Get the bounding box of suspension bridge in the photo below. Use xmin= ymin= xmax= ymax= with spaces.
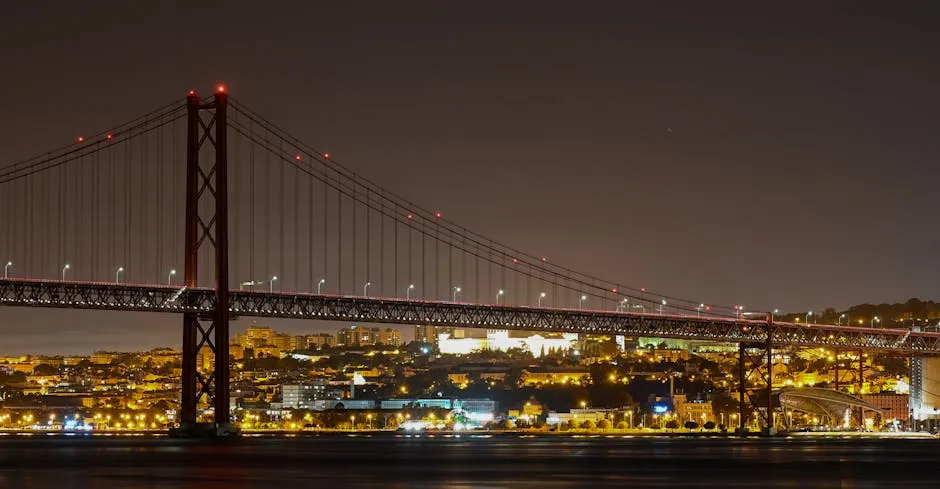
xmin=1 ymin=87 xmax=937 ymax=434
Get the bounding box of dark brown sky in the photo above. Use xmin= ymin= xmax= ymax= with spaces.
xmin=2 ymin=1 xmax=940 ymax=354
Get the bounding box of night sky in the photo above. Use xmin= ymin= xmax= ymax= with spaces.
xmin=2 ymin=2 xmax=939 ymax=354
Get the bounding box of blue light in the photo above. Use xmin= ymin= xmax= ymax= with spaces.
xmin=653 ymin=405 xmax=668 ymax=414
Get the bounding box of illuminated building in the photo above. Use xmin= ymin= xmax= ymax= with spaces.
xmin=90 ymin=352 xmax=115 ymax=365
xmin=195 ymin=346 xmax=214 ymax=373
xmin=337 ymin=325 xmax=367 ymax=346
xmin=672 ymin=394 xmax=713 ymax=424
xmin=270 ymin=334 xmax=292 ymax=351
xmin=304 ymin=333 xmax=336 ymax=349
xmin=414 ymin=325 xmax=454 ymax=344
xmin=281 ymin=379 xmax=332 ymax=409
xmin=861 ymin=393 xmax=909 ymax=423
xmin=376 ymin=328 xmax=402 ymax=346
xmin=546 ymin=409 xmax=614 ymax=426
xmin=520 ymin=368 xmax=589 ymax=386
xmin=437 ymin=330 xmax=577 ymax=357
xmin=336 ymin=325 xmax=400 ymax=346
xmin=910 ymin=356 xmax=940 ymax=421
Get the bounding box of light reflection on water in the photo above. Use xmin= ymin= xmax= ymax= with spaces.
xmin=0 ymin=435 xmax=939 ymax=488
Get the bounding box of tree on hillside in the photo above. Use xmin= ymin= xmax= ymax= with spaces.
xmin=32 ymin=364 xmax=58 ymax=376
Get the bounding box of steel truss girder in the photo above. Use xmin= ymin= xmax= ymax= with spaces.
xmin=3 ymin=279 xmax=940 ymax=355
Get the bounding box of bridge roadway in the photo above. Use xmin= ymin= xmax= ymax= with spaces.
xmin=1 ymin=278 xmax=938 ymax=355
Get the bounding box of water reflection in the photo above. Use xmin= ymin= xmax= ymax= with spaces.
xmin=0 ymin=435 xmax=938 ymax=488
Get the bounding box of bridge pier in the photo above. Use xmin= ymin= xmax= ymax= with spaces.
xmin=175 ymin=89 xmax=235 ymax=437
xmin=737 ymin=313 xmax=776 ymax=436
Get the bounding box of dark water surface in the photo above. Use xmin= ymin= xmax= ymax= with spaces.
xmin=0 ymin=434 xmax=938 ymax=488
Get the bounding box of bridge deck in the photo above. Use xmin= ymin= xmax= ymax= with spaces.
xmin=2 ymin=279 xmax=938 ymax=355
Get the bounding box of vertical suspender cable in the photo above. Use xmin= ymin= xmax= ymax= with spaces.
xmin=338 ymin=168 xmax=343 ymax=294
xmin=27 ymin=159 xmax=34 ymax=275
xmin=352 ymin=180 xmax=356 ymax=293
xmin=294 ymin=149 xmax=299 ymax=291
xmin=461 ymin=235 xmax=466 ymax=302
xmin=158 ymin=120 xmax=165 ymax=279
xmin=322 ymin=161 xmax=327 ymax=289
xmin=93 ymin=142 xmax=100 ymax=278
xmin=381 ymin=195 xmax=386 ymax=294
xmin=393 ymin=203 xmax=398 ymax=295
xmin=249 ymin=119 xmax=255 ymax=282
xmin=172 ymin=115 xmax=178 ymax=280
xmin=366 ymin=188 xmax=371 ymax=289
xmin=279 ymin=139 xmax=285 ymax=289
xmin=308 ymin=155 xmax=314 ymax=289
xmin=406 ymin=212 xmax=411 ymax=291
xmin=141 ymin=127 xmax=148 ymax=280
xmin=124 ymin=128 xmax=130 ymax=279
xmin=231 ymin=110 xmax=238 ymax=287
xmin=110 ymin=137 xmax=115 ymax=276
xmin=476 ymin=239 xmax=481 ymax=303
xmin=447 ymin=230 xmax=452 ymax=296
xmin=264 ymin=125 xmax=270 ymax=283
xmin=421 ymin=219 xmax=425 ymax=299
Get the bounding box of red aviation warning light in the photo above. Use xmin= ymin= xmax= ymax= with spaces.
xmin=435 ymin=212 xmax=442 ymax=218
xmin=295 ymin=155 xmax=301 ymax=161
xmin=216 ymin=85 xmax=226 ymax=93
xmin=77 ymin=137 xmax=84 ymax=143
xmin=189 ymin=90 xmax=196 ymax=96
xmin=407 ymin=214 xmax=413 ymax=220
xmin=106 ymin=134 xmax=113 ymax=140
xmin=324 ymin=153 xmax=331 ymax=159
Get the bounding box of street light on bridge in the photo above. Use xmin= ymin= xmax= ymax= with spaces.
xmin=406 ymin=284 xmax=414 ymax=299
xmin=496 ymin=289 xmax=504 ymax=304
xmin=806 ymin=311 xmax=813 ymax=324
xmin=838 ymin=313 xmax=847 ymax=326
xmin=772 ymin=309 xmax=779 ymax=321
xmin=617 ymin=298 xmax=629 ymax=312
xmin=452 ymin=286 xmax=461 ymax=302
xmin=167 ymin=269 xmax=176 ymax=285
xmin=61 ymin=263 xmax=70 ymax=281
xmin=269 ymin=276 xmax=278 ymax=292
xmin=579 ymin=294 xmax=587 ymax=310
xmin=4 ymin=261 xmax=11 ymax=279
xmin=538 ymin=292 xmax=546 ymax=307
xmin=871 ymin=316 xmax=880 ymax=328
xmin=317 ymin=278 xmax=326 ymax=294
xmin=363 ymin=282 xmax=371 ymax=297
xmin=115 ymin=267 xmax=124 ymax=283
xmin=659 ymin=299 xmax=667 ymax=314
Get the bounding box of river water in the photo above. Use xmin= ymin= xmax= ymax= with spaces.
xmin=0 ymin=433 xmax=937 ymax=488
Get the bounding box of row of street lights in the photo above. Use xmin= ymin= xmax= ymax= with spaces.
xmin=0 ymin=263 xmax=656 ymax=311
xmin=21 ymin=262 xmax=886 ymax=323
